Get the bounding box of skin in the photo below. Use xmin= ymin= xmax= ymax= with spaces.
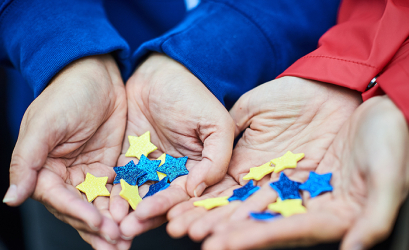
xmin=202 ymin=95 xmax=409 ymax=250
xmin=166 ymin=76 xmax=362 ymax=242
xmin=107 ymin=53 xmax=236 ymax=239
xmin=3 ymin=54 xmax=131 ymax=250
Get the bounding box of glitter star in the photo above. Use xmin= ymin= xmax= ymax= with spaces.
xmin=157 ymin=154 xmax=188 ymax=182
xmin=136 ymin=155 xmax=161 ymax=186
xmin=268 ymin=199 xmax=306 ymax=217
xmin=228 ymin=180 xmax=260 ymax=202
xmin=76 ymin=173 xmax=110 ymax=202
xmin=243 ymin=161 xmax=275 ymax=181
xmin=270 ymin=172 xmax=301 ymax=200
xmin=119 ymin=179 xmax=142 ymax=210
xmin=299 ymin=172 xmax=333 ymax=198
xmin=156 ymin=153 xmax=167 ymax=181
xmin=193 ymin=196 xmax=230 ymax=210
xmin=250 ymin=211 xmax=281 ymax=221
xmin=143 ymin=177 xmax=170 ymax=198
xmin=113 ymin=160 xmax=146 ymax=186
xmin=125 ymin=131 xmax=157 ymax=159
xmin=271 ymin=151 xmax=304 ymax=173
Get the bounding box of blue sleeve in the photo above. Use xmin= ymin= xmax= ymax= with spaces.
xmin=133 ymin=0 xmax=340 ymax=107
xmin=0 ymin=0 xmax=131 ymax=97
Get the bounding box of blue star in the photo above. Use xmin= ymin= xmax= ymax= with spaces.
xmin=250 ymin=211 xmax=281 ymax=221
xmin=270 ymin=172 xmax=301 ymax=200
xmin=113 ymin=160 xmax=146 ymax=186
xmin=136 ymin=155 xmax=161 ymax=186
xmin=157 ymin=154 xmax=189 ymax=182
xmin=299 ymin=172 xmax=333 ymax=198
xmin=143 ymin=177 xmax=170 ymax=198
xmin=228 ymin=180 xmax=260 ymax=202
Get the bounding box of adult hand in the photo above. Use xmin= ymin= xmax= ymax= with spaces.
xmin=3 ymin=54 xmax=130 ymax=249
xmin=204 ymin=95 xmax=409 ymax=250
xmin=109 ymin=53 xmax=235 ymax=239
xmin=166 ymin=76 xmax=362 ymax=241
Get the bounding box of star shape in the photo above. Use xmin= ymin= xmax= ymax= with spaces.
xmin=268 ymin=199 xmax=306 ymax=217
xmin=119 ymin=179 xmax=142 ymax=210
xmin=156 ymin=153 xmax=167 ymax=181
xmin=193 ymin=196 xmax=230 ymax=210
xmin=113 ymin=160 xmax=146 ymax=186
xmin=299 ymin=172 xmax=333 ymax=198
xmin=157 ymin=154 xmax=189 ymax=182
xmin=270 ymin=172 xmax=301 ymax=200
xmin=243 ymin=161 xmax=275 ymax=181
xmin=143 ymin=177 xmax=170 ymax=198
xmin=228 ymin=180 xmax=260 ymax=202
xmin=136 ymin=155 xmax=161 ymax=186
xmin=76 ymin=173 xmax=110 ymax=202
xmin=250 ymin=211 xmax=281 ymax=221
xmin=125 ymin=131 xmax=157 ymax=159
xmin=271 ymin=151 xmax=304 ymax=173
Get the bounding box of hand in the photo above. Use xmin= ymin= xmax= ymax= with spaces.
xmin=3 ymin=55 xmax=131 ymax=249
xmin=204 ymin=96 xmax=409 ymax=250
xmin=108 ymin=53 xmax=235 ymax=239
xmin=166 ymin=76 xmax=362 ymax=241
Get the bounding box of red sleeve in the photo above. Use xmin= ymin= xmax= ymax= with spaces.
xmin=278 ymin=0 xmax=409 ymax=122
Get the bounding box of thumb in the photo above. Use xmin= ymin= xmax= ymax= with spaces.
xmin=186 ymin=123 xmax=235 ymax=197
xmin=3 ymin=121 xmax=49 ymax=206
xmin=229 ymin=93 xmax=252 ymax=138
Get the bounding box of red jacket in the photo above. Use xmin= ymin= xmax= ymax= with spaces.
xmin=279 ymin=0 xmax=409 ymax=122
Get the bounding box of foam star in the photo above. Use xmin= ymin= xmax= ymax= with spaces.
xmin=157 ymin=154 xmax=188 ymax=182
xmin=156 ymin=153 xmax=167 ymax=181
xmin=113 ymin=160 xmax=146 ymax=186
xmin=119 ymin=179 xmax=142 ymax=210
xmin=125 ymin=131 xmax=157 ymax=159
xmin=228 ymin=180 xmax=260 ymax=202
xmin=243 ymin=161 xmax=275 ymax=181
xmin=193 ymin=196 xmax=230 ymax=210
xmin=271 ymin=151 xmax=304 ymax=173
xmin=250 ymin=211 xmax=281 ymax=221
xmin=268 ymin=199 xmax=306 ymax=217
xmin=136 ymin=155 xmax=161 ymax=186
xmin=270 ymin=172 xmax=301 ymax=200
xmin=299 ymin=172 xmax=333 ymax=198
xmin=143 ymin=177 xmax=170 ymax=198
xmin=76 ymin=173 xmax=110 ymax=202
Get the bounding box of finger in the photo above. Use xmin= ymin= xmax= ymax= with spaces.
xmin=94 ymin=195 xmax=121 ymax=244
xmin=167 ymin=206 xmax=207 ymax=239
xmin=229 ymin=93 xmax=252 ymax=138
xmin=167 ymin=198 xmax=202 ymax=220
xmin=186 ymin=124 xmax=235 ymax=197
xmin=120 ymin=214 xmax=167 ymax=239
xmin=78 ymin=230 xmax=118 ymax=250
xmin=109 ymin=184 xmax=130 ymax=223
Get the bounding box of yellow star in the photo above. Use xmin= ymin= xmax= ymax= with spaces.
xmin=76 ymin=173 xmax=110 ymax=202
xmin=193 ymin=196 xmax=230 ymax=210
xmin=243 ymin=161 xmax=275 ymax=181
xmin=272 ymin=151 xmax=304 ymax=173
xmin=267 ymin=199 xmax=306 ymax=217
xmin=125 ymin=131 xmax=157 ymax=159
xmin=119 ymin=179 xmax=142 ymax=210
xmin=156 ymin=153 xmax=167 ymax=181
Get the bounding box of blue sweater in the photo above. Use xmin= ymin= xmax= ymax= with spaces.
xmin=0 ymin=0 xmax=340 ymax=135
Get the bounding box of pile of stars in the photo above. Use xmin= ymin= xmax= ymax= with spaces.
xmin=193 ymin=151 xmax=333 ymax=221
xmin=76 ymin=131 xmax=189 ymax=210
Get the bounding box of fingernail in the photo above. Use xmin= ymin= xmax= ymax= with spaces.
xmin=103 ymin=234 xmax=117 ymax=244
xmin=351 ymin=243 xmax=364 ymax=250
xmin=3 ymin=185 xmax=17 ymax=203
xmin=87 ymin=222 xmax=99 ymax=232
xmin=121 ymin=235 xmax=133 ymax=241
xmin=194 ymin=182 xmax=207 ymax=197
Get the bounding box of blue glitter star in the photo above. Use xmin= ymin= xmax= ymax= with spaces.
xmin=113 ymin=160 xmax=146 ymax=186
xmin=299 ymin=172 xmax=333 ymax=198
xmin=143 ymin=177 xmax=170 ymax=198
xmin=228 ymin=180 xmax=260 ymax=202
xmin=250 ymin=211 xmax=281 ymax=221
xmin=136 ymin=155 xmax=161 ymax=186
xmin=270 ymin=172 xmax=301 ymax=200
xmin=157 ymin=154 xmax=189 ymax=182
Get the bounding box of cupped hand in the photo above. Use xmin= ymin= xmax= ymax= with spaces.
xmin=109 ymin=53 xmax=235 ymax=239
xmin=166 ymin=76 xmax=362 ymax=242
xmin=3 ymin=54 xmax=130 ymax=249
xmin=204 ymin=95 xmax=409 ymax=250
